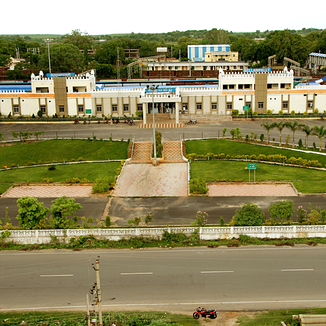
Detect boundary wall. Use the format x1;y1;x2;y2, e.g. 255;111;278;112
1;225;326;245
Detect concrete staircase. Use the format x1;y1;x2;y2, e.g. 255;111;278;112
163;141;186;162
130;141;152;163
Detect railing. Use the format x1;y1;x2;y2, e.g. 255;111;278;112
2;225;326;244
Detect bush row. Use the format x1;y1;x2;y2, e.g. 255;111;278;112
187;152;324;168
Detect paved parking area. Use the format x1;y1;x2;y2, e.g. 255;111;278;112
2;185;93;198
208;183;298;196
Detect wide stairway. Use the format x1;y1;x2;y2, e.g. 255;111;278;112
163;141;186;162
130;141;152;163
130;140;186;163
139;113;184;129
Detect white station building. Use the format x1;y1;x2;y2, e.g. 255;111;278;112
0;68;326;123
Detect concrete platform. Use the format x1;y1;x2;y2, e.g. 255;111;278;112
113;163;188;197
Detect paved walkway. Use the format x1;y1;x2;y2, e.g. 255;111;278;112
2;185;93;198
208;183;298;196
113;163;188;197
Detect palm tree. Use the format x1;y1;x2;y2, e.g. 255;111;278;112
312;125;326;151
301;125;313;149
285;120;304;148
271;121;286;146
261;121;273;144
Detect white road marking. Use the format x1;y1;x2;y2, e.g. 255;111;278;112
120;272;153;275
5;299;326;311
201;271;234;274
40;274;73;277
281;269;314;272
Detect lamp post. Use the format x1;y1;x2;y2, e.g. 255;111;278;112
148;85;158;165
43;38;53;74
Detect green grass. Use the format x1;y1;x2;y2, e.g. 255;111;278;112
190;160;326;193
0;162;121;194
0;139;128;168
0;310;200;326
185;139;326;166
238;308;326;326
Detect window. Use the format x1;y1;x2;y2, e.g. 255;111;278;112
96;105;102;112
196;103;202;110
226;102;232;110
78;105;84;113
211;103;217;110
40;106;46;113
307;101;313;108
246;102;251;108
59;105;65;113
13;105;19;113
282;102;288;109
36;87;49;93
258;102;264;109
137;104;142;111
112;105;117;112
123;104;129;112
182;103;188;111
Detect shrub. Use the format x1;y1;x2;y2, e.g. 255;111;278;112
189;179;208;194
231;202;265;226
191;211;208;226
92;178;114;194
232;109;239;115
268;200;294;224
266;110;273;115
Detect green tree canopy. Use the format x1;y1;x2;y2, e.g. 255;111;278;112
268;200;294;224
39;43;84;72
232;202;265;226
50;196;82;229
16;197;49;229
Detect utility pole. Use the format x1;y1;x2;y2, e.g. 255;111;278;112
86;256;103;326
117;48;120;80
93;257;103;326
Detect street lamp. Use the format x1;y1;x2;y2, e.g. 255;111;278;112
147;85;159;165
43;38;53;74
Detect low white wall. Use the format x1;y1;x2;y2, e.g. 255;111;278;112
1;225;326;245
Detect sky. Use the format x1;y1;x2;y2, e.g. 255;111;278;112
1;0;325;36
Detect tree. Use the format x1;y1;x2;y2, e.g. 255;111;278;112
205;28;230;44
301;125;313;149
16;197;49;229
268;200;294;224
50;196;82;229
261;121;273;144
285;120;304;147
39;43;84;73
312;125;326;151
271;121;286;146
231;202;265;226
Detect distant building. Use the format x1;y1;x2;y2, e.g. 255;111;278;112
188;44;231;62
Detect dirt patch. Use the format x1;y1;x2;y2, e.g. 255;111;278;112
198;311;256;326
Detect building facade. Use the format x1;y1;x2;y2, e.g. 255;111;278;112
1;68;326;123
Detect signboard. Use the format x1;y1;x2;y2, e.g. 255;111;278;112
46;72;75;77
247;163;257;170
85;109;92;114
243;68;271;73
145;87;176;93
243;106;249;111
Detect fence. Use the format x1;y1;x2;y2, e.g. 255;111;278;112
2;225;326;245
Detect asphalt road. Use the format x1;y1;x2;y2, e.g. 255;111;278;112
2;195;326;227
1;246;326;312
1;118;325;146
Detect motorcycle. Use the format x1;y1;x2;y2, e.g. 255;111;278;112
128;120;135;126
193;307;218;319
187;119;197;124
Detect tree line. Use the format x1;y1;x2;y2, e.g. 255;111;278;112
0;28;325;79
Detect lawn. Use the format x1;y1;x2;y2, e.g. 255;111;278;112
0;139;128;168
185;139;326;166
238;308;326;326
190;160;326;193
0;162;121;194
0;311;200;326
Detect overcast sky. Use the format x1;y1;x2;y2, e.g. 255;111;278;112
1;0;325;36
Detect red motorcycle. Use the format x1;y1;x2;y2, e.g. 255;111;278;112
193;307;218;319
